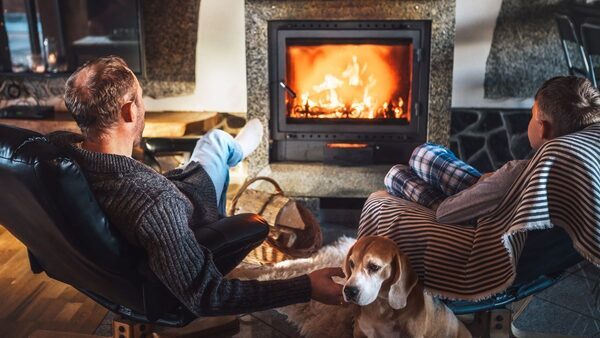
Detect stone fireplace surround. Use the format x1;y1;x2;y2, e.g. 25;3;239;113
245;0;456;198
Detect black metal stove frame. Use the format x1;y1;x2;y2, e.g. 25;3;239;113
268;20;431;164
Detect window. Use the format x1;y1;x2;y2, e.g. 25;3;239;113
1;0;144;74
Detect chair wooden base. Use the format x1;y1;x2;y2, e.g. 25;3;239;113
29;315;239;338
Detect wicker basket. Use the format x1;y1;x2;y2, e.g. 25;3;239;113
229;177;323;265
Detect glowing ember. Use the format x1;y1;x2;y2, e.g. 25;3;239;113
285;43;412;121
326;143;369;149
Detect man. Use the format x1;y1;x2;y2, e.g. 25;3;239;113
55;56;344;316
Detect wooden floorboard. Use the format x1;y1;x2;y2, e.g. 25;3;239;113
0;225;108;338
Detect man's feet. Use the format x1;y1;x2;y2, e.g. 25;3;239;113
235;118;264;158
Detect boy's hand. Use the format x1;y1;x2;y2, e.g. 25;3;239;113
480;172;493;180
308;267;346;305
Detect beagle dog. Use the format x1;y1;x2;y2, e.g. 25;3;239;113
343;236;471;338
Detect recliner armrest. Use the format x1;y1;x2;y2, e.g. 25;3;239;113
138;213;270;323
195;213;269;253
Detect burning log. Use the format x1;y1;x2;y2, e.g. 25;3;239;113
285;45;410;121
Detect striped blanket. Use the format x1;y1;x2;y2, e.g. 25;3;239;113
358;123;600;300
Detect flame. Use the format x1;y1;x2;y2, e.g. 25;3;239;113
286;43;412;121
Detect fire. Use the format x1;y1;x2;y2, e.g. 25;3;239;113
285;43;412;121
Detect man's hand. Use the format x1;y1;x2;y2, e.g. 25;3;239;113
308;267;345;305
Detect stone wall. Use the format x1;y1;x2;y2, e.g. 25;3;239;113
450;108;533;172
141;0;200;97
484;0;568;99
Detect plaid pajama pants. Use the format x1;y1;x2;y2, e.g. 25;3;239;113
384;143;482;208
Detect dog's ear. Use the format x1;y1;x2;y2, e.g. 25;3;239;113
388;251;418;310
343;244;354;278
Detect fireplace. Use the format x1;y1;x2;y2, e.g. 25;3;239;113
245;0;455;197
269;20;431;164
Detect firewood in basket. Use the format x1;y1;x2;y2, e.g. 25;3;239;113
233;189;307;230
271;227;297;248
276;202;306;230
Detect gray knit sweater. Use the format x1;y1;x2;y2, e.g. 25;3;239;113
50;133;311;316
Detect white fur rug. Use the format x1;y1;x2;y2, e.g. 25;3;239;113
229;237;359;338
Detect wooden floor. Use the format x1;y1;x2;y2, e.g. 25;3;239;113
0;225;107;338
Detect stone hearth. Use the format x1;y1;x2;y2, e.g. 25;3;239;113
245;0;456;198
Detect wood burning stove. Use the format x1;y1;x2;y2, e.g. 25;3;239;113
269;20;431;164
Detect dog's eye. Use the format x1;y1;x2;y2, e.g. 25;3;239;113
349;260;355;269
367;263;381;272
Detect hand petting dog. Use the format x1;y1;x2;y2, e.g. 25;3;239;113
308;267;346;305
343;236;472;338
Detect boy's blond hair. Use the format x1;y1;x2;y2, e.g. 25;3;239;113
535;76;600;137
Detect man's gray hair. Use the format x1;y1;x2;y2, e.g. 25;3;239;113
535;76;600;137
64;56;137;138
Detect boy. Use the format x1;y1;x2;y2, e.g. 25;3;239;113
385;76;600;224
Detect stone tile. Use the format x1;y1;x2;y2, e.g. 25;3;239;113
467;150;494;172
474;112;503;133
575;262;600;282
509;133;534;160
321;222;357;245
212;315;289;338
319;206;362;227
513;297;600;337
450;140;460;155
535;274;600;320
251;310;302;337
503;112;531;135
566;261;589;275
488;129;512;167
450;110;479;134
450;109;533;169
458;134;486;160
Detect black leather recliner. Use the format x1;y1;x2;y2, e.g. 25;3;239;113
0;124;269;327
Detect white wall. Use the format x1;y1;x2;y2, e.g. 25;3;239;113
143;0;247;112
144;0;534;112
452;0;534;108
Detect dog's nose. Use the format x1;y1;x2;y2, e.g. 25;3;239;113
344;286;359;301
